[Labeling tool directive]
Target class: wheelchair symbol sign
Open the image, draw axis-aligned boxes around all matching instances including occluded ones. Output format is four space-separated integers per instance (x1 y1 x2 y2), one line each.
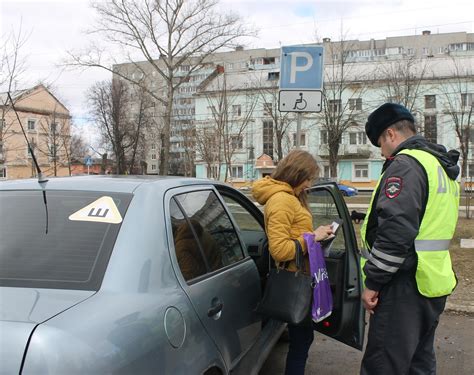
293 93 307 110
279 90 322 113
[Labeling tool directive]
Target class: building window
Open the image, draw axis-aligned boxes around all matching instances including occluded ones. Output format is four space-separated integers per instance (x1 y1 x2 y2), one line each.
349 132 366 145
0 167 6 179
231 135 243 150
349 98 362 111
207 165 219 178
151 144 156 150
449 43 464 52
268 72 280 81
230 165 244 179
151 164 157 171
151 153 157 160
425 95 436 109
232 105 241 117
292 132 306 147
263 57 276 65
0 118 4 131
328 99 341 113
468 163 474 178
50 122 58 134
262 120 274 159
320 130 328 145
424 115 437 143
468 128 474 143
354 163 369 180
263 102 272 116
28 119 36 131
461 93 474 107
323 165 331 178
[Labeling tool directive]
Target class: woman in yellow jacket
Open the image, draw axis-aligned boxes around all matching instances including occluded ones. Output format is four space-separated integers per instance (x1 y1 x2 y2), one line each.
252 150 333 375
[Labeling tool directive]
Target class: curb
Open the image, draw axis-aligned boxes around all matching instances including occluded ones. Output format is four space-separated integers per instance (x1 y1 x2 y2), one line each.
445 301 474 315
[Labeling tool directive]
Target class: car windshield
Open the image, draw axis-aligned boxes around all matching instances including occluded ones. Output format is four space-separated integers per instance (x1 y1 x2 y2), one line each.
0 190 132 291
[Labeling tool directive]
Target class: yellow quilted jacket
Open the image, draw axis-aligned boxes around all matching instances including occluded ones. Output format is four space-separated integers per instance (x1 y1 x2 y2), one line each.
252 176 313 272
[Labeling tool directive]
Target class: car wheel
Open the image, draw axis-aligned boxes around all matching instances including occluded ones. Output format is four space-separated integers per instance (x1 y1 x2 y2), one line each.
341 191 348 196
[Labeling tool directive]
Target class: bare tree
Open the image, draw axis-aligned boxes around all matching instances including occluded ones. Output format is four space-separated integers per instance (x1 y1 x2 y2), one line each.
88 80 151 174
251 73 295 162
439 58 473 178
201 73 257 181
1 25 29 174
69 133 89 162
68 0 254 176
376 55 431 114
62 132 89 175
194 123 221 179
318 38 368 177
35 109 69 176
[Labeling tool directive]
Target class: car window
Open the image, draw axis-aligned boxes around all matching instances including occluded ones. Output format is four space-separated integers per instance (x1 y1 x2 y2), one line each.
174 190 244 271
307 189 346 254
0 190 132 290
222 195 263 231
170 198 209 282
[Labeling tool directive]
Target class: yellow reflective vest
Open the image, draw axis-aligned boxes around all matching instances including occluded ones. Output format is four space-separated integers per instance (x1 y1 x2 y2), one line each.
361 149 459 298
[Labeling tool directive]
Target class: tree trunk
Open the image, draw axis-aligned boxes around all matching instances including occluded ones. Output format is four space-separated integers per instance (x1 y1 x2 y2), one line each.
160 82 173 176
329 142 340 178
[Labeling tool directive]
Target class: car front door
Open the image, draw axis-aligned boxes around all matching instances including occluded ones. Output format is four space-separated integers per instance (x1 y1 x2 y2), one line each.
165 186 262 371
307 182 365 350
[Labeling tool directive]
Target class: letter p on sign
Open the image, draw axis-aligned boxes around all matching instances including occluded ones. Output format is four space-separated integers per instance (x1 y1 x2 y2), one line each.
290 52 313 83
280 45 324 90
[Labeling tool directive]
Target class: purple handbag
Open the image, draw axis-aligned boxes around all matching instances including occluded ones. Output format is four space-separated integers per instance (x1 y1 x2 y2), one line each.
304 233 333 323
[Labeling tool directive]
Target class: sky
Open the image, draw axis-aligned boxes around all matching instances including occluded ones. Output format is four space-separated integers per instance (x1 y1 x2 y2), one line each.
1 0 473 146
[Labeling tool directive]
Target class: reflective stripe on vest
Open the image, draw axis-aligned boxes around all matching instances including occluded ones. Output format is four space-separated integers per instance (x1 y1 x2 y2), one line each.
360 148 459 298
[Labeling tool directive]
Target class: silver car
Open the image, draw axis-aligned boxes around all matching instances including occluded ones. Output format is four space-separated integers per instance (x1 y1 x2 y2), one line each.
0 176 364 374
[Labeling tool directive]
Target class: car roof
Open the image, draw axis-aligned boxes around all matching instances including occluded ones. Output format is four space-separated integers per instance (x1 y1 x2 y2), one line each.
0 175 220 194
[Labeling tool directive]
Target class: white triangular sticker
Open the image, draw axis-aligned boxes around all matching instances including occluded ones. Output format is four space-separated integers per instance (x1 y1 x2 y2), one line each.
69 196 122 224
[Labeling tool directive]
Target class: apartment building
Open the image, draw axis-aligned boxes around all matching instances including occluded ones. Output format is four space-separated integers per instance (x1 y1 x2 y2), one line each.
0 85 72 180
116 31 474 186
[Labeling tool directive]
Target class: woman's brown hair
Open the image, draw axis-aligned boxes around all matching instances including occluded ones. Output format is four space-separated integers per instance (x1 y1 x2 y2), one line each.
271 150 319 209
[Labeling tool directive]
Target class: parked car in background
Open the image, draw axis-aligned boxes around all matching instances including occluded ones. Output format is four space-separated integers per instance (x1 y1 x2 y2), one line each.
0 176 364 374
338 183 358 196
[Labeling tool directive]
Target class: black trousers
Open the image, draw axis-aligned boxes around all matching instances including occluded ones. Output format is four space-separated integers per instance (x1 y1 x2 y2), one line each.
361 272 447 375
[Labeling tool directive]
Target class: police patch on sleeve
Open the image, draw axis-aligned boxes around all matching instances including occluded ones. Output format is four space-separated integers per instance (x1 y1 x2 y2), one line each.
385 177 402 199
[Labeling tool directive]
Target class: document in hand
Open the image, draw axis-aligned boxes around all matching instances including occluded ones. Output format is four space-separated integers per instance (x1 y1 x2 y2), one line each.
319 219 343 256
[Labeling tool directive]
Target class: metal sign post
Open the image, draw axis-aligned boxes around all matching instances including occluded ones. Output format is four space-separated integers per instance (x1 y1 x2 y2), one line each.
279 45 324 149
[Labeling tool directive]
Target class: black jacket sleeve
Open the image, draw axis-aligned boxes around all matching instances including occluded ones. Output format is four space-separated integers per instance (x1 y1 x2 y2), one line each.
363 154 427 291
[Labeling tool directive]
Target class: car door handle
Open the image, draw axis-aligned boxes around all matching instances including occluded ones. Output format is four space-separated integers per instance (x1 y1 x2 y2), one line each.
207 302 224 317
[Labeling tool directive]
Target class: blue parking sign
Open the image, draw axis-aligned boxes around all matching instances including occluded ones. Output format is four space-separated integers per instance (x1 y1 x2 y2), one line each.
84 156 93 167
280 46 324 90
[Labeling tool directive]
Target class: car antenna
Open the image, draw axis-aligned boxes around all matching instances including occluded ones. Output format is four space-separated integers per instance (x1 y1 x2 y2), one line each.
7 92 49 233
7 92 48 183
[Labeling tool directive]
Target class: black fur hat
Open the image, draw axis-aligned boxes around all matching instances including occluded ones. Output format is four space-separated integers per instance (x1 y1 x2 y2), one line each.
365 103 415 147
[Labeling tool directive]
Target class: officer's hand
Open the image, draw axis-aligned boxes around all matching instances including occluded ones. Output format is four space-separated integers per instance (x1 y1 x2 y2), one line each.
362 288 379 314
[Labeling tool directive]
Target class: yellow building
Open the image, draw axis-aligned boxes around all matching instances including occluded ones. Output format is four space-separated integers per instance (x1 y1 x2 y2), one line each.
0 85 72 180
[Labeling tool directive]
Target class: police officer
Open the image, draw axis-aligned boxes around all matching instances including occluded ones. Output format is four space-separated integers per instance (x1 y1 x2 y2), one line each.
360 103 460 375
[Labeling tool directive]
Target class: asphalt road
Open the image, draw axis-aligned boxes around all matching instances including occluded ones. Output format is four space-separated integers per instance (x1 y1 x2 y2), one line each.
260 312 474 375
